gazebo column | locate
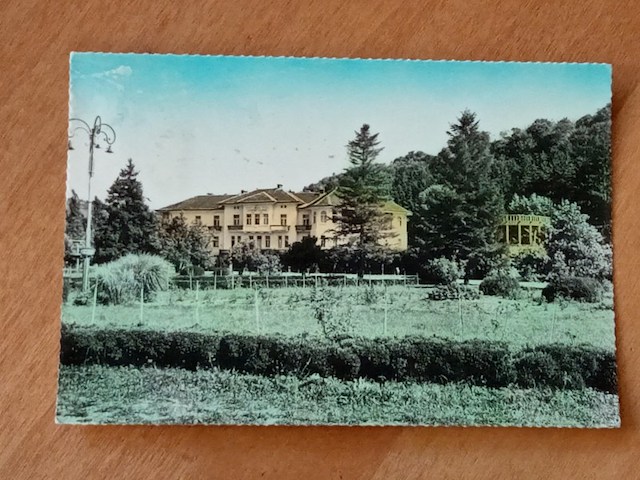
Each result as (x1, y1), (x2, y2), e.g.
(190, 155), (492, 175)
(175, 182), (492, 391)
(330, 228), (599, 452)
(518, 224), (522, 246)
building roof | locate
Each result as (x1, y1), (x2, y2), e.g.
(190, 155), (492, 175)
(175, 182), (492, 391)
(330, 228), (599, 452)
(158, 187), (411, 216)
(157, 194), (234, 211)
(219, 188), (306, 204)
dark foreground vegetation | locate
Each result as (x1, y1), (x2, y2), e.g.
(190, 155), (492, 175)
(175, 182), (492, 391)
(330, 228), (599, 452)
(57, 365), (620, 426)
(60, 325), (617, 393)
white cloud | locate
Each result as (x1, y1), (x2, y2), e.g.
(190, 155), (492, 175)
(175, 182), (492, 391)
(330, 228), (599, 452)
(90, 65), (133, 79)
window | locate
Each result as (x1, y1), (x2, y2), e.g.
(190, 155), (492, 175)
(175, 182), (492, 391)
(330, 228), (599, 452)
(320, 236), (326, 247)
(280, 205), (287, 209)
(302, 213), (310, 226)
(162, 212), (170, 221)
(320, 211), (327, 222)
(195, 215), (202, 225)
(284, 236), (290, 247)
(313, 212), (317, 224)
(257, 235), (262, 248)
(246, 214), (252, 225)
(263, 214), (269, 225)
(233, 214), (240, 226)
(278, 236), (283, 248)
(212, 236), (219, 248)
(213, 215), (220, 227)
(231, 236), (236, 247)
(255, 214), (260, 225)
(265, 236), (271, 248)
(249, 235), (254, 245)
(280, 214), (287, 226)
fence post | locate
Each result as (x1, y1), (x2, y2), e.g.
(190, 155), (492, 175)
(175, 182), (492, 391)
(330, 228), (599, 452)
(383, 286), (388, 335)
(266, 272), (270, 289)
(213, 272), (217, 290)
(302, 275), (306, 288)
(285, 275), (288, 288)
(254, 287), (260, 333)
(195, 281), (200, 323)
(249, 274), (253, 289)
(91, 281), (98, 324)
(458, 288), (463, 333)
(140, 284), (144, 324)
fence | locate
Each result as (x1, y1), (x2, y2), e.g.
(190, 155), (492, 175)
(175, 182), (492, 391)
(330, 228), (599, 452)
(171, 273), (420, 290)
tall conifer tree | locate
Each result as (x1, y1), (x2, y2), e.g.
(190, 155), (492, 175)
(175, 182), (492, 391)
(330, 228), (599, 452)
(93, 159), (158, 263)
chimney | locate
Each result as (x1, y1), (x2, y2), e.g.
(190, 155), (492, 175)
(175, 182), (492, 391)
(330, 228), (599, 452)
(241, 189), (247, 194)
(276, 183), (283, 189)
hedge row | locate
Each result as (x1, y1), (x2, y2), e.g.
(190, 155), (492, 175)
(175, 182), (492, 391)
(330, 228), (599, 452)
(59, 325), (617, 393)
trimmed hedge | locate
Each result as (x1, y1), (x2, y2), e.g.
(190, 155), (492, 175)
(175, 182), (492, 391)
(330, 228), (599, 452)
(59, 325), (617, 393)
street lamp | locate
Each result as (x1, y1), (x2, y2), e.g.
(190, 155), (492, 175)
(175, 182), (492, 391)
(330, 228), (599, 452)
(68, 116), (116, 292)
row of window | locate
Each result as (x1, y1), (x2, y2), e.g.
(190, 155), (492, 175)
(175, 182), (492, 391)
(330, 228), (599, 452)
(209, 234), (338, 249)
(194, 211), (331, 227)
(228, 235), (291, 248)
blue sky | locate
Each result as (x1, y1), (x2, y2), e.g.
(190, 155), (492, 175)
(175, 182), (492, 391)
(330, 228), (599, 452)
(68, 53), (611, 209)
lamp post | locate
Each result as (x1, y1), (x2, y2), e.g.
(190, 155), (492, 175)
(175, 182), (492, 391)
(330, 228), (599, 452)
(68, 116), (116, 292)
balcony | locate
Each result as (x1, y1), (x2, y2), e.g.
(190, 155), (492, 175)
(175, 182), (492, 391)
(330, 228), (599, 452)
(208, 225), (222, 232)
(295, 224), (312, 233)
(270, 224), (291, 232)
(228, 225), (243, 231)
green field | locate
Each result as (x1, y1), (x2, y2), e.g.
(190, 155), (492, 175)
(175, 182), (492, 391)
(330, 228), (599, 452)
(63, 284), (616, 349)
(56, 364), (620, 427)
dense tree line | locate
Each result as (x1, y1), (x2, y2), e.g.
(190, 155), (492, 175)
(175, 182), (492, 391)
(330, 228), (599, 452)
(65, 105), (611, 281)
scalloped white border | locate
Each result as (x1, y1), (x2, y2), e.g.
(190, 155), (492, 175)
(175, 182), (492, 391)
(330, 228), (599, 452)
(69, 51), (612, 67)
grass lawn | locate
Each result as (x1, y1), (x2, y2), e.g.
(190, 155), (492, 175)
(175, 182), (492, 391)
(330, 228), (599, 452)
(56, 364), (620, 427)
(62, 285), (616, 349)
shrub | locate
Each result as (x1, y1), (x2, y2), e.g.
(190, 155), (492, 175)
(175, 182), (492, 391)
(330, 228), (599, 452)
(512, 252), (549, 281)
(427, 284), (480, 301)
(542, 276), (604, 303)
(95, 254), (175, 305)
(424, 257), (463, 285)
(59, 326), (617, 392)
(479, 272), (520, 298)
(72, 290), (93, 306)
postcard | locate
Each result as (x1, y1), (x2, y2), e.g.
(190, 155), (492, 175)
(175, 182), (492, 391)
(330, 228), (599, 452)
(58, 53), (617, 427)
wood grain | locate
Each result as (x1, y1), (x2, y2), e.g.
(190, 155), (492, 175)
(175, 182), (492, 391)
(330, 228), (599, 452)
(1, 0), (639, 478)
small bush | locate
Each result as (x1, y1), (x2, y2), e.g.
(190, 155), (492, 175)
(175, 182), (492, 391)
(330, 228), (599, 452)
(480, 272), (520, 298)
(424, 257), (463, 285)
(95, 254), (175, 305)
(542, 276), (604, 303)
(427, 284), (480, 301)
(512, 252), (549, 281)
(72, 290), (93, 306)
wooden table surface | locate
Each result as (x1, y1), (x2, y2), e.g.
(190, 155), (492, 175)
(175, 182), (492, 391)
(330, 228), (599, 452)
(1, 1), (639, 478)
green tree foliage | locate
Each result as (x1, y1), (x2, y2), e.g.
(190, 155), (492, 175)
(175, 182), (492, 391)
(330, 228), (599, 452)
(414, 111), (505, 278)
(570, 105), (612, 235)
(335, 124), (392, 248)
(546, 200), (612, 280)
(390, 151), (434, 242)
(493, 105), (611, 237)
(281, 236), (326, 272)
(93, 159), (159, 264)
(65, 190), (86, 239)
(324, 243), (398, 275)
(64, 190), (87, 265)
(508, 194), (611, 280)
(157, 214), (212, 274)
(231, 242), (282, 274)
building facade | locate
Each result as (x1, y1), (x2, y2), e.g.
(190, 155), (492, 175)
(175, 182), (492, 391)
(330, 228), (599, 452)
(157, 186), (411, 256)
